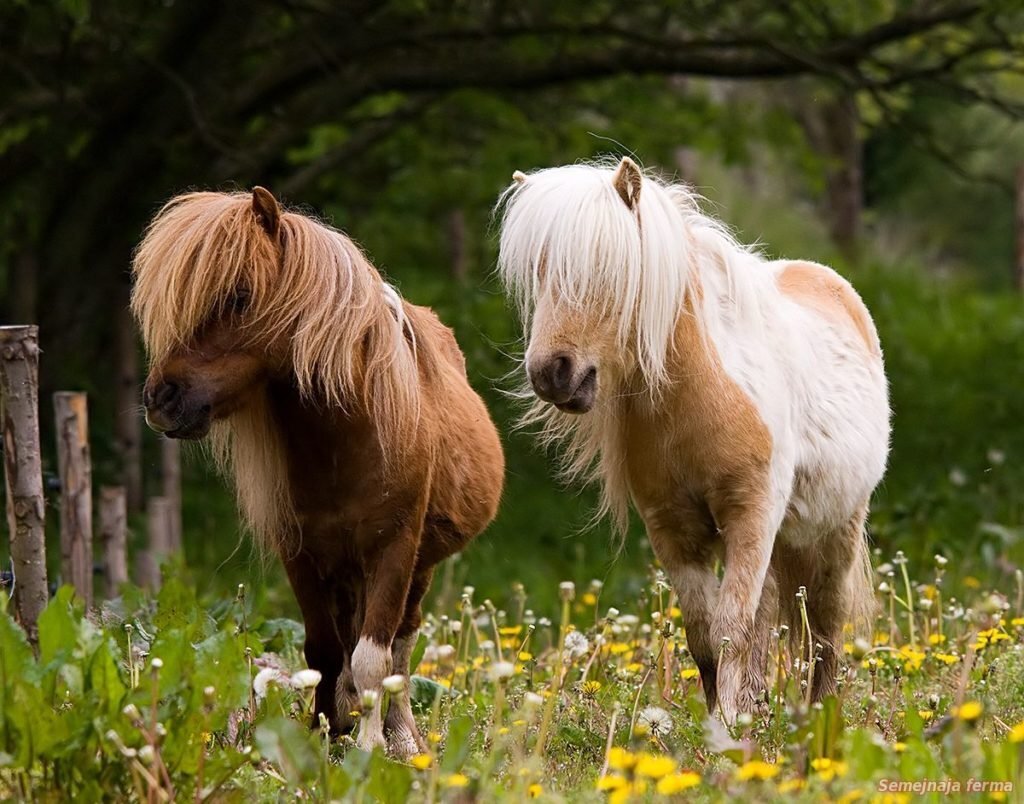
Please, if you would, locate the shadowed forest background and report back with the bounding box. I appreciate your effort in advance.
[3,0,1024,615]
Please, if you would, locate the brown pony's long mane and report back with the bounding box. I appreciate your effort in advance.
[131,191,421,550]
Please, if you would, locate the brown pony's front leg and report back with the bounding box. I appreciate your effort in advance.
[384,567,434,758]
[352,525,419,753]
[283,551,346,732]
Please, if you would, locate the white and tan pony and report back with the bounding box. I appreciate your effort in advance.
[497,157,889,723]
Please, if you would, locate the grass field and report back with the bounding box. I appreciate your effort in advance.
[2,545,1022,802]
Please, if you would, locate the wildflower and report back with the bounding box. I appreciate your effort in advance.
[523,692,544,708]
[953,701,983,721]
[892,742,906,753]
[964,576,981,589]
[381,674,406,693]
[635,753,677,779]
[933,653,959,665]
[527,783,542,797]
[582,680,602,695]
[656,772,700,793]
[928,633,946,645]
[489,661,515,681]
[582,593,598,606]
[872,794,910,804]
[445,773,469,788]
[917,709,934,720]
[948,468,967,486]
[1012,617,1024,627]
[777,778,805,793]
[680,667,699,680]
[565,630,590,659]
[499,625,522,636]
[253,668,287,701]
[637,706,673,737]
[735,760,779,781]
[518,651,533,662]
[1009,722,1024,742]
[597,774,628,791]
[810,758,848,781]
[607,747,636,771]
[290,669,322,690]
[427,731,442,744]
[360,690,379,709]
[559,581,576,601]
[837,792,863,803]
[435,644,456,661]
[410,754,432,770]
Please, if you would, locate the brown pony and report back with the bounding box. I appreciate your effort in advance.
[132,187,504,756]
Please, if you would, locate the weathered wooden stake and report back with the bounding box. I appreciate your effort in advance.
[99,486,128,598]
[54,391,93,607]
[1015,165,1024,293]
[161,438,182,554]
[0,325,48,643]
[115,301,143,514]
[139,495,171,592]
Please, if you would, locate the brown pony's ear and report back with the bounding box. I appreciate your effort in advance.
[612,156,642,210]
[252,186,281,236]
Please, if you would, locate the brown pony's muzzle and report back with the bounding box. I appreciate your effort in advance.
[528,353,598,414]
[143,379,213,439]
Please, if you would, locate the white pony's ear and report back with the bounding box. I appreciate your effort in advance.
[512,170,528,184]
[612,157,642,210]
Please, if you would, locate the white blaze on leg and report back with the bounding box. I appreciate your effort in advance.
[352,637,391,751]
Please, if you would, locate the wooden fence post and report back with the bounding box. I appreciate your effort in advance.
[99,486,128,598]
[0,325,48,643]
[54,392,93,607]
[161,438,182,554]
[138,496,171,592]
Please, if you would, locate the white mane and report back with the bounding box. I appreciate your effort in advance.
[496,160,768,531]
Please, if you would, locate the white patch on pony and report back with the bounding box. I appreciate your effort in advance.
[352,637,392,752]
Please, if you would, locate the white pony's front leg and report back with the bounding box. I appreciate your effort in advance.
[709,497,777,726]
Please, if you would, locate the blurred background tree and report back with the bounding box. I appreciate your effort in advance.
[2,0,1023,609]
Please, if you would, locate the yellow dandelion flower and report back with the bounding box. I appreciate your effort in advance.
[625,662,644,674]
[436,678,451,688]
[1007,721,1024,742]
[735,760,779,781]
[498,727,510,736]
[445,773,469,788]
[512,719,526,727]
[964,576,981,589]
[582,592,598,606]
[596,774,628,791]
[499,626,523,636]
[518,651,533,662]
[873,632,890,645]
[582,680,602,694]
[843,642,854,654]
[990,793,1007,802]
[656,771,700,794]
[610,643,632,655]
[928,633,946,645]
[607,747,636,771]
[836,791,863,803]
[669,606,682,618]
[953,701,983,721]
[892,742,906,753]
[811,757,848,781]
[1011,617,1024,627]
[427,731,442,744]
[777,778,805,793]
[872,794,911,804]
[680,668,700,680]
[934,652,959,665]
[410,754,432,770]
[634,753,677,779]
[918,709,934,720]
[528,783,542,798]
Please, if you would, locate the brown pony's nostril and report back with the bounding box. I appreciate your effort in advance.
[153,381,181,410]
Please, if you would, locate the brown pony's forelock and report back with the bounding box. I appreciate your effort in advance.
[131,191,421,552]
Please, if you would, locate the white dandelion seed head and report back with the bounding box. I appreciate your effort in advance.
[382,674,407,693]
[290,669,322,690]
[436,644,457,661]
[253,668,287,701]
[490,661,515,681]
[637,705,673,737]
[564,631,590,659]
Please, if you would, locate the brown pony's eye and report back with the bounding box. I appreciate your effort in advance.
[229,288,251,314]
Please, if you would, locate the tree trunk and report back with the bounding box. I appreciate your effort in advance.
[139,495,171,592]
[1015,165,1024,292]
[115,301,144,513]
[448,209,467,283]
[820,95,862,256]
[161,438,182,554]
[99,486,128,598]
[0,326,48,644]
[54,392,93,607]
